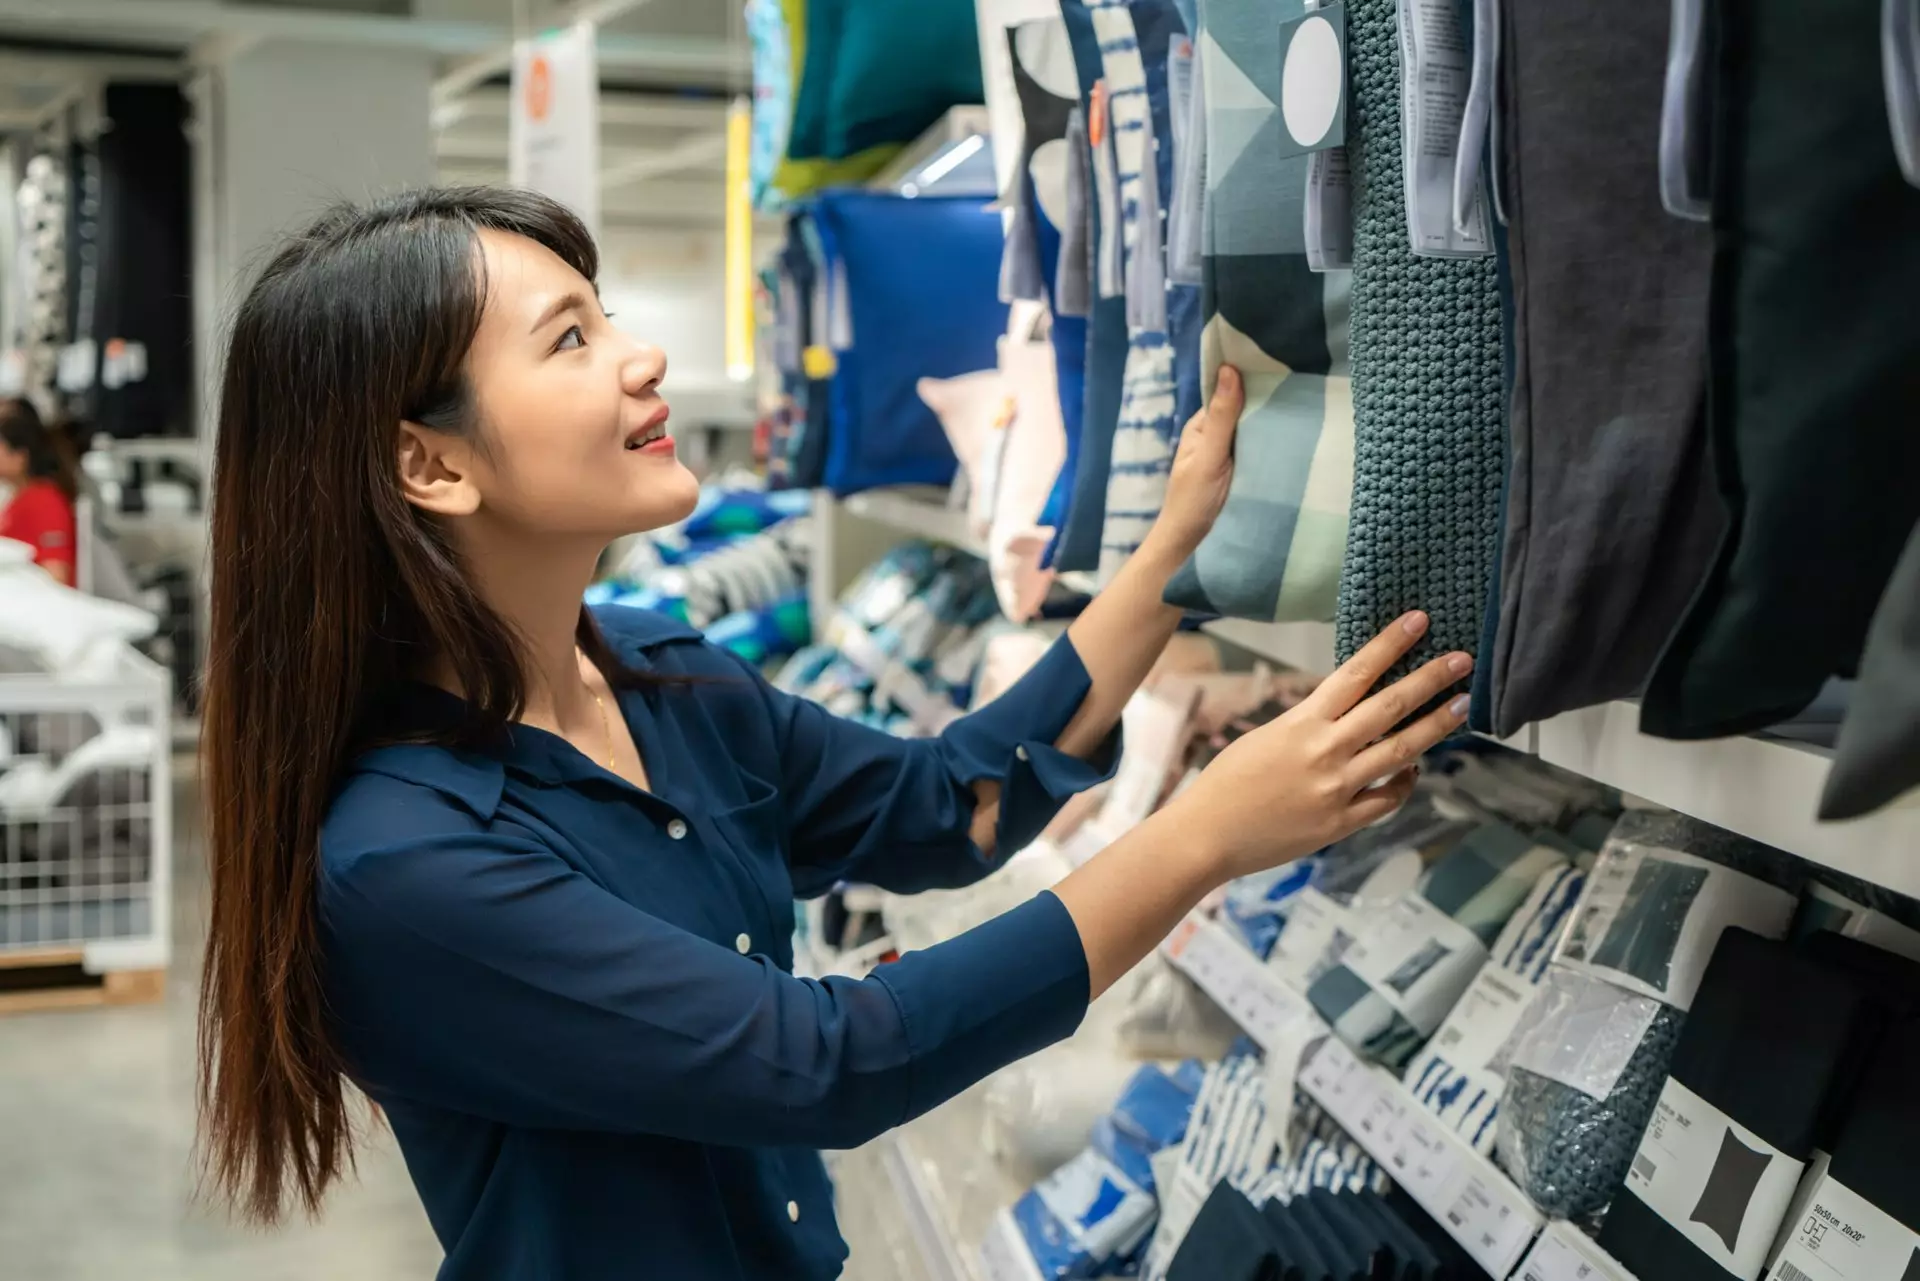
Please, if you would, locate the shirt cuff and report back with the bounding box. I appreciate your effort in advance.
[870,890,1091,1123]
[937,634,1124,854]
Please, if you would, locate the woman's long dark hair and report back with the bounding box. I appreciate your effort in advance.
[198,187,642,1223]
[0,398,80,501]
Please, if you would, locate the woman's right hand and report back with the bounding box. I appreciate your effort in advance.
[1167,611,1472,881]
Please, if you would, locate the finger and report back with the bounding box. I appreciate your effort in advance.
[1305,611,1430,718]
[1335,650,1473,747]
[1342,766,1419,827]
[1344,691,1470,786]
[1180,364,1244,458]
[1209,364,1244,434]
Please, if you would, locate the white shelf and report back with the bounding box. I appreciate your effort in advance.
[1532,701,1920,900]
[1161,913,1546,1280]
[841,487,984,557]
[1199,616,1337,675]
[823,491,1918,899]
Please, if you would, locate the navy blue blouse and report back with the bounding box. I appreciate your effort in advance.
[318,607,1113,1280]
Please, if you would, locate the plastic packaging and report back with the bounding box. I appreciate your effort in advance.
[1495,810,1800,1222]
[1111,953,1245,1062]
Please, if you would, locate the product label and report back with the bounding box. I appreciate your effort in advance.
[1305,146,1354,271]
[1395,0,1492,256]
[1340,893,1490,1036]
[1555,844,1796,1011]
[1428,958,1535,1074]
[1267,887,1356,991]
[1444,1174,1536,1271]
[1518,1222,1633,1281]
[1625,1078,1805,1280]
[1274,6,1349,158]
[1768,1173,1920,1281]
[1506,967,1663,1103]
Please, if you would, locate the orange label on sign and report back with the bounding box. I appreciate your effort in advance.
[525,54,552,122]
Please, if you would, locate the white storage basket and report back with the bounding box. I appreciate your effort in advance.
[0,643,171,974]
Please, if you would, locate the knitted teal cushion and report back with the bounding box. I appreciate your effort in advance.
[1336,0,1505,681]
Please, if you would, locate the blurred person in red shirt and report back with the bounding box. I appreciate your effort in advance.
[0,398,79,586]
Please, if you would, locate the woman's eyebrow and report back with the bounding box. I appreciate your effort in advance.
[528,291,588,335]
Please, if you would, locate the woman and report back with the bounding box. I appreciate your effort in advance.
[197,188,1471,1280]
[0,398,79,585]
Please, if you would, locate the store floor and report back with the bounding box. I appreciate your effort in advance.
[0,760,925,1281]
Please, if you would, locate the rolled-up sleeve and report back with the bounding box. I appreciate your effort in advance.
[743,634,1121,897]
[321,821,1089,1149]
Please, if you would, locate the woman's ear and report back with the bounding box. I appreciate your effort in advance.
[397,421,482,516]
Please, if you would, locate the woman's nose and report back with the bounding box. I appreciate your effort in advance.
[621,340,667,398]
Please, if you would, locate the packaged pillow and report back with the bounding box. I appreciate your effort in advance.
[1306,823,1568,1068]
[1495,812,1800,1222]
[1402,861,1587,1154]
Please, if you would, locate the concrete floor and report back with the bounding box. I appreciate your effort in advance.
[0,761,918,1281]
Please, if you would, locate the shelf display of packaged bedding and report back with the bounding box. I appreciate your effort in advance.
[1147,769,1920,1280]
[774,541,1002,736]
[586,483,813,666]
[866,646,1920,1281]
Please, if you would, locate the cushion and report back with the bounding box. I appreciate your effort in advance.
[917,367,1011,538]
[1642,0,1920,737]
[1821,518,1920,819]
[992,305,1069,620]
[1093,0,1201,584]
[1336,0,1504,686]
[788,0,983,163]
[1164,0,1353,624]
[1485,0,1723,736]
[807,190,1009,496]
[1050,0,1131,574]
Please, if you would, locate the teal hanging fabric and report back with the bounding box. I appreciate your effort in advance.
[1337,0,1505,682]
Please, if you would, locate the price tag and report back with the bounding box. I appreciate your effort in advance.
[1516,1222,1629,1281]
[1443,1174,1536,1276]
[1391,1118,1460,1206]
[1162,916,1321,1052]
[1300,1036,1363,1113]
[1354,1088,1406,1153]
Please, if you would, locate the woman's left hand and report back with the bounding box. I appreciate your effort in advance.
[1142,364,1243,564]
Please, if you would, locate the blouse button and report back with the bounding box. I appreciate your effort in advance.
[787,1200,800,1223]
[736,933,752,954]
[1015,745,1030,762]
[666,818,689,840]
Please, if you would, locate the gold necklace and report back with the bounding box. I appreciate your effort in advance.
[581,650,616,769]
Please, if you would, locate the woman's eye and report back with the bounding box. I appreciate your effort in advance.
[555,324,586,352]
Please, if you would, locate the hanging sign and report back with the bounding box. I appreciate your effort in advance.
[510,20,602,240]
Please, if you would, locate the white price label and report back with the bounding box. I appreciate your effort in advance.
[1163,918,1319,1051]
[1301,1036,1363,1109]
[1443,1174,1535,1275]
[1389,1117,1459,1204]
[1354,1089,1407,1153]
[1519,1223,1630,1281]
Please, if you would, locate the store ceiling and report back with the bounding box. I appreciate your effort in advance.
[0,0,747,228]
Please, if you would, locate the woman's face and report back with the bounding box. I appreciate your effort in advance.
[401,228,701,542]
[0,440,25,484]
